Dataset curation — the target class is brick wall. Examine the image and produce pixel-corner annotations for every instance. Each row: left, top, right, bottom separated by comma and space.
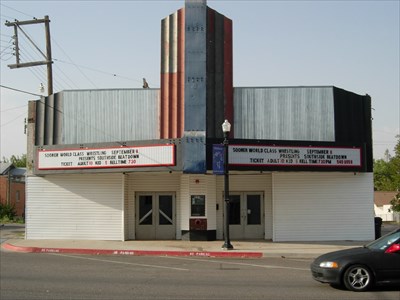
0, 176, 26, 217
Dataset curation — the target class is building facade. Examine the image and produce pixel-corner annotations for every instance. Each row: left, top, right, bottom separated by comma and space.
0, 163, 26, 218
25, 0, 374, 242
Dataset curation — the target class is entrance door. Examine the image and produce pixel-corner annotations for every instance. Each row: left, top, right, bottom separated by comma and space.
228, 193, 264, 239
136, 193, 175, 240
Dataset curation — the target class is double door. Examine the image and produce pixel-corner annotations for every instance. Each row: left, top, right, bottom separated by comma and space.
228, 193, 264, 239
136, 193, 175, 240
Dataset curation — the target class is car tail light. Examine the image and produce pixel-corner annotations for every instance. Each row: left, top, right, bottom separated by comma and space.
385, 244, 400, 254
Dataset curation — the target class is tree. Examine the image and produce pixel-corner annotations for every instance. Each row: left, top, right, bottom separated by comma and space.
390, 192, 400, 213
374, 135, 400, 191
1, 154, 27, 167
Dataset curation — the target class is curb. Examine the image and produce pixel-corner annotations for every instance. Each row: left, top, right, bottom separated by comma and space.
1, 242, 263, 259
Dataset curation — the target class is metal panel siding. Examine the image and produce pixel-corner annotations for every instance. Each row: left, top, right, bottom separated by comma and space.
206, 8, 217, 137
177, 8, 185, 138
44, 95, 54, 145
35, 97, 45, 145
205, 8, 233, 139
234, 87, 335, 141
170, 12, 179, 137
272, 172, 374, 241
53, 93, 63, 144
223, 17, 234, 134
160, 9, 185, 139
333, 88, 373, 172
184, 0, 207, 131
26, 174, 124, 240
61, 89, 159, 144
160, 16, 170, 139
182, 132, 206, 173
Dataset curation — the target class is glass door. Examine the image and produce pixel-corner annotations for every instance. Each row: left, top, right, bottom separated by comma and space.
136, 193, 175, 240
226, 193, 264, 239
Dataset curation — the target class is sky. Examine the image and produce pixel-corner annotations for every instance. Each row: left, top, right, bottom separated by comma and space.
0, 0, 399, 161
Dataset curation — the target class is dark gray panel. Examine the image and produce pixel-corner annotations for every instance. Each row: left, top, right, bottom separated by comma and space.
184, 0, 207, 131
182, 131, 206, 173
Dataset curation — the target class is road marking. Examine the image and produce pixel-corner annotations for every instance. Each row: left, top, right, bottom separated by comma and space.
162, 256, 309, 271
50, 253, 189, 271
285, 258, 313, 263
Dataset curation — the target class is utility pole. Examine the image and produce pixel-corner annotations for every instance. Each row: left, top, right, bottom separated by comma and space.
5, 16, 53, 96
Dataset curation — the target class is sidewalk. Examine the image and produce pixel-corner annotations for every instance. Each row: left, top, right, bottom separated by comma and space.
1, 224, 370, 259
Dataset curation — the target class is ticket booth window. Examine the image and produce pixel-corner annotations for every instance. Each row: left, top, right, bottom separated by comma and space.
191, 195, 205, 217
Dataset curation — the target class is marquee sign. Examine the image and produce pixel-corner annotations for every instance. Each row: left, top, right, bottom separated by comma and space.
37, 145, 175, 170
229, 145, 361, 168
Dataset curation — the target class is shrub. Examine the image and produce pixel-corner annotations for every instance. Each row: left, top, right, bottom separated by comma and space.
0, 203, 16, 220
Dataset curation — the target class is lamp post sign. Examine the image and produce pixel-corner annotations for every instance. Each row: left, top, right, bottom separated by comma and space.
212, 144, 224, 175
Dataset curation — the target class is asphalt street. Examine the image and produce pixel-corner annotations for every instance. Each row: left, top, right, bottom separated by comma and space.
1, 222, 399, 300
1, 250, 399, 300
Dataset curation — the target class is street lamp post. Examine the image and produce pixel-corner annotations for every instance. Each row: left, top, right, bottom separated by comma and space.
222, 119, 233, 250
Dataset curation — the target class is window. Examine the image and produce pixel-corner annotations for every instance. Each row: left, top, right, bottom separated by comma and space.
191, 195, 205, 217
16, 191, 20, 203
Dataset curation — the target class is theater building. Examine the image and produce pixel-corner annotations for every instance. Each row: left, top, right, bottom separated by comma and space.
24, 0, 374, 242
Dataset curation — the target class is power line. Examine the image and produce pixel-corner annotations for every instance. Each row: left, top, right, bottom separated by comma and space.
0, 84, 42, 97
0, 3, 35, 19
53, 64, 79, 90
2, 4, 90, 91
53, 58, 144, 85
0, 110, 27, 127
0, 33, 13, 38
0, 44, 13, 55
19, 52, 48, 85
48, 35, 98, 89
1, 104, 27, 112
1, 4, 156, 91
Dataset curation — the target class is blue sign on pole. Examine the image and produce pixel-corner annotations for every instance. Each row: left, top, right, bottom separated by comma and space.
213, 144, 224, 175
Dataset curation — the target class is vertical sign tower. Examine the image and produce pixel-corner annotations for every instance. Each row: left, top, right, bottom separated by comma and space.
160, 0, 233, 173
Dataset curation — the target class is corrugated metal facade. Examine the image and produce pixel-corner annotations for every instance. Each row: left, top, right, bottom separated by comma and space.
159, 2, 233, 139
234, 87, 335, 141
160, 9, 185, 139
272, 172, 374, 241
184, 0, 207, 132
205, 7, 233, 138
34, 86, 339, 146
35, 89, 159, 146
26, 173, 124, 240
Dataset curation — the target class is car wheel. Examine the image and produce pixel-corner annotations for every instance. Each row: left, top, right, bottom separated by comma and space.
343, 264, 373, 292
